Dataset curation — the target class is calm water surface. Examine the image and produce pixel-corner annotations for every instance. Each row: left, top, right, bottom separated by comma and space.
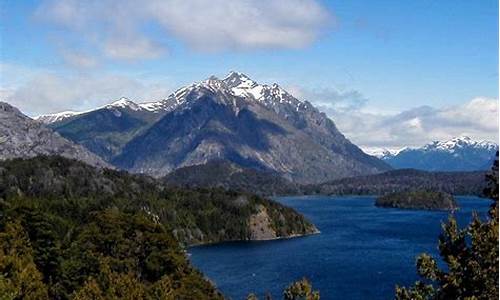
189, 196, 491, 300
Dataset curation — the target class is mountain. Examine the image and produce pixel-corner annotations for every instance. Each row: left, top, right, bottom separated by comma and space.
163, 160, 300, 196
40, 98, 169, 161
0, 102, 109, 168
379, 137, 498, 171
306, 168, 487, 196
102, 72, 388, 183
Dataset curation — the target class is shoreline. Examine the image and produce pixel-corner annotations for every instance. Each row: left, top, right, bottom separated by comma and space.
186, 228, 321, 248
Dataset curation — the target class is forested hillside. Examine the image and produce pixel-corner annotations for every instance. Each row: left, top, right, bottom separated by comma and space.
0, 156, 318, 299
306, 169, 486, 196
0, 156, 316, 245
163, 160, 300, 196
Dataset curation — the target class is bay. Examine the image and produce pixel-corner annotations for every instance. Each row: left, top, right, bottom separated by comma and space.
189, 196, 491, 300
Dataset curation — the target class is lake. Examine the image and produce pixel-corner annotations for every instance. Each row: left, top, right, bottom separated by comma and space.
189, 196, 491, 300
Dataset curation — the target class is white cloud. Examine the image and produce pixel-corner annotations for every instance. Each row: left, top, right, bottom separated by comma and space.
321, 98, 499, 149
36, 0, 332, 61
1, 65, 173, 116
288, 85, 498, 148
103, 37, 165, 60
60, 50, 99, 68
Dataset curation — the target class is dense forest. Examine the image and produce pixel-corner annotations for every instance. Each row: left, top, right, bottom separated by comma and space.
163, 161, 486, 197
0, 156, 317, 299
0, 156, 316, 245
306, 169, 486, 196
163, 160, 300, 196
375, 190, 457, 210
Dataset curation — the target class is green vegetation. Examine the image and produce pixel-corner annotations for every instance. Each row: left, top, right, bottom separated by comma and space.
0, 203, 222, 299
0, 155, 317, 299
375, 190, 457, 210
395, 152, 498, 299
0, 156, 316, 245
247, 278, 320, 300
307, 169, 486, 196
163, 160, 300, 196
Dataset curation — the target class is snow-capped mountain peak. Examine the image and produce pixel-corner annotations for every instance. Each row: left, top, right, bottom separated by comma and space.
423, 136, 498, 152
380, 136, 498, 172
362, 147, 407, 158
35, 111, 82, 124
223, 71, 258, 89
35, 71, 311, 124
142, 72, 309, 114
106, 97, 141, 111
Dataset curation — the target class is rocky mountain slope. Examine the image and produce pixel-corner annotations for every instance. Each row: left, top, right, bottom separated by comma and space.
39, 98, 167, 161
0, 102, 109, 168
379, 136, 498, 171
40, 72, 390, 184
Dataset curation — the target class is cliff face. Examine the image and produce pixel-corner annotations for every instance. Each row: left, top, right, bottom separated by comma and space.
248, 205, 278, 240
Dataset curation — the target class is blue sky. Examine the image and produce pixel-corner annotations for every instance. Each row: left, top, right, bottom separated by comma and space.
0, 0, 498, 148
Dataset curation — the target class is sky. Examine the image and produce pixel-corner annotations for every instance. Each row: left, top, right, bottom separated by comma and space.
0, 0, 498, 149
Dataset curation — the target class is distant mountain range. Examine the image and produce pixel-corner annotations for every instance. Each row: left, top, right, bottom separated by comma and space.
373, 137, 498, 172
0, 102, 109, 168
35, 71, 390, 184
4, 72, 495, 183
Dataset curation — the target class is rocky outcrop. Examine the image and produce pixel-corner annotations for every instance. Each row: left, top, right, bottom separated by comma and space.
248, 205, 278, 240
0, 102, 109, 168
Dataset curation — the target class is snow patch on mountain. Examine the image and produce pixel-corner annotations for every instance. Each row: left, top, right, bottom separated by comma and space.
380, 136, 498, 171
410, 136, 498, 154
35, 111, 83, 124
362, 147, 407, 158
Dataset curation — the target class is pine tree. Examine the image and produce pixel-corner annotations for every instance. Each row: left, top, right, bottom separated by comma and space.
0, 221, 49, 300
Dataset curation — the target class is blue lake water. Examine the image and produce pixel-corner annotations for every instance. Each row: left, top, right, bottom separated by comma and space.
189, 196, 491, 300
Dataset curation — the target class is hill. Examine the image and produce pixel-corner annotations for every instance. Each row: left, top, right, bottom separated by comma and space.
0, 156, 317, 245
375, 190, 458, 210
163, 160, 300, 196
306, 169, 486, 196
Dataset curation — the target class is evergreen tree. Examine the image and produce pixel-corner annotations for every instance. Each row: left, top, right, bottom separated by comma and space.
395, 155, 499, 300
0, 221, 49, 300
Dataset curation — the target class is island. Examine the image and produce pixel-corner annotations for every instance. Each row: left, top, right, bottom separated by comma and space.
375, 190, 458, 210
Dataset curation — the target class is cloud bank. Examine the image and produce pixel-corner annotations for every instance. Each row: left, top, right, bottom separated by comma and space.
290, 87, 499, 148
36, 0, 332, 61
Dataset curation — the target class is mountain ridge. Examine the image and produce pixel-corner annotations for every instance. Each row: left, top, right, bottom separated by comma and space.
378, 136, 498, 171
37, 71, 391, 183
